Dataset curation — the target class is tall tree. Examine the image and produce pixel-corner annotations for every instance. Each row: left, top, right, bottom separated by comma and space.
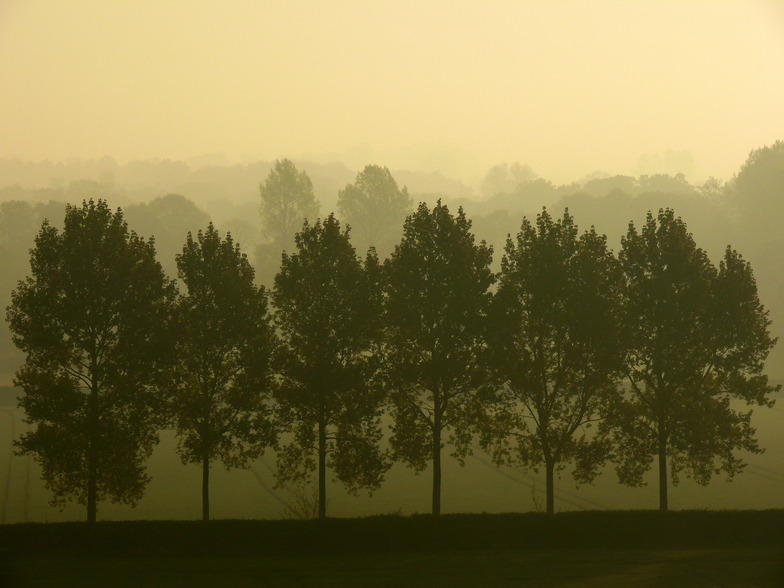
604, 208, 779, 511
730, 140, 784, 243
480, 209, 622, 514
170, 223, 276, 521
257, 159, 320, 286
337, 164, 412, 257
7, 199, 175, 522
382, 201, 494, 515
259, 159, 319, 253
272, 214, 387, 519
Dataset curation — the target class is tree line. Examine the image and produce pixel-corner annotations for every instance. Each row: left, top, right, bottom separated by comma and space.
7, 161, 779, 523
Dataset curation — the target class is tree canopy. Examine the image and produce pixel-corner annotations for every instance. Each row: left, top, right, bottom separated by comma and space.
731, 140, 784, 244
259, 159, 319, 252
7, 199, 175, 522
337, 164, 412, 257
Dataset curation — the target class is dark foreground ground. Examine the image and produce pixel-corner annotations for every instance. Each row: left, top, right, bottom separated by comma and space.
2, 511, 784, 587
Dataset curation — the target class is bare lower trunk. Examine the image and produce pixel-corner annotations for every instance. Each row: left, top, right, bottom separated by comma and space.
658, 428, 668, 512
202, 454, 210, 521
87, 453, 97, 523
432, 420, 441, 516
87, 385, 98, 524
545, 460, 555, 515
318, 421, 326, 519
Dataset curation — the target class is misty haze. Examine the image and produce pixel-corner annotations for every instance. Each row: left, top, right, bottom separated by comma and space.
1, 1, 783, 586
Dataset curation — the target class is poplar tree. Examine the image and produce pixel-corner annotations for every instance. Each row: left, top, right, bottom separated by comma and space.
272, 214, 387, 518
605, 208, 779, 511
8, 199, 175, 522
382, 201, 494, 515
481, 209, 622, 514
170, 224, 276, 521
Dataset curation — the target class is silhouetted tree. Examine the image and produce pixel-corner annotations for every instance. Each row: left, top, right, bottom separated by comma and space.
729, 140, 784, 243
480, 209, 622, 514
337, 164, 412, 257
7, 199, 175, 522
169, 223, 276, 521
382, 201, 494, 515
272, 214, 387, 519
603, 208, 779, 511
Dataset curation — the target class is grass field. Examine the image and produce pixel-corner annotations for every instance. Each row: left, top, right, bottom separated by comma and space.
2, 511, 783, 587
5, 548, 784, 587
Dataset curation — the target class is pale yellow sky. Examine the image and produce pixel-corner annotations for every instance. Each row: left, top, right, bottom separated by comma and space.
1, 0, 783, 183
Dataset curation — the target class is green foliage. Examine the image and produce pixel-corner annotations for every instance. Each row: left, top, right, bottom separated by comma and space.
337, 165, 412, 257
169, 224, 276, 475
7, 199, 175, 519
604, 209, 779, 497
272, 214, 388, 515
382, 201, 494, 511
481, 209, 622, 511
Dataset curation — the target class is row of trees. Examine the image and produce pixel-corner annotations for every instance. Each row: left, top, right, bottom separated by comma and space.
9, 198, 778, 522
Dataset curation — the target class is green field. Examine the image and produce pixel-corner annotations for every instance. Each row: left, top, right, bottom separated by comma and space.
2, 512, 783, 587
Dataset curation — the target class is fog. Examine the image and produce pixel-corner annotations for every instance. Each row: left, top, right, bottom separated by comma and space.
2, 1, 783, 183
1, 1, 783, 523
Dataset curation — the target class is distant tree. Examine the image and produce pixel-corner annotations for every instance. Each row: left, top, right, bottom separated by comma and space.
272, 214, 387, 519
7, 199, 175, 522
581, 175, 636, 198
480, 209, 623, 514
124, 194, 211, 278
382, 201, 494, 515
169, 223, 276, 521
511, 178, 557, 206
603, 208, 779, 511
337, 164, 412, 257
637, 173, 696, 197
259, 159, 319, 252
480, 163, 537, 198
697, 177, 727, 201
257, 160, 320, 286
730, 140, 784, 242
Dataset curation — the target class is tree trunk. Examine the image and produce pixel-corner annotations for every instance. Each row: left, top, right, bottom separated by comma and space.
658, 427, 668, 512
432, 416, 441, 516
318, 421, 326, 519
87, 451, 97, 523
545, 460, 555, 515
87, 384, 98, 524
202, 454, 210, 521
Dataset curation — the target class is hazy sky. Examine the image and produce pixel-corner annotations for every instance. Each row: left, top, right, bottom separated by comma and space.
1, 0, 782, 183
